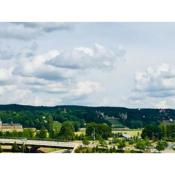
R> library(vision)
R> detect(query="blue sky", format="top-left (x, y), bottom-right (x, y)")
top-left (0, 22), bottom-right (175, 108)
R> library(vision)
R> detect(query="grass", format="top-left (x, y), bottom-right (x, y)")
top-left (107, 118), bottom-right (125, 128)
top-left (38, 147), bottom-right (65, 153)
top-left (75, 128), bottom-right (86, 136)
top-left (112, 128), bottom-right (142, 137)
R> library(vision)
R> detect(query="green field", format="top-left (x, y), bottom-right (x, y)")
top-left (107, 118), bottom-right (125, 128)
top-left (112, 128), bottom-right (142, 137)
top-left (75, 128), bottom-right (86, 136)
top-left (38, 147), bottom-right (65, 153)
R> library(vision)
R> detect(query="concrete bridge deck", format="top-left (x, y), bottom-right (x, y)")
top-left (0, 138), bottom-right (76, 149)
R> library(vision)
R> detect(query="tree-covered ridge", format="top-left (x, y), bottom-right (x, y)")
top-left (0, 104), bottom-right (174, 129)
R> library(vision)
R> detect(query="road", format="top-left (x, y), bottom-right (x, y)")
top-left (162, 143), bottom-right (175, 153)
top-left (0, 138), bottom-right (77, 149)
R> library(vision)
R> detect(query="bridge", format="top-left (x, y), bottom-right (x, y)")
top-left (0, 138), bottom-right (77, 149)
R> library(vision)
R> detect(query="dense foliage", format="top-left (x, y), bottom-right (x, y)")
top-left (141, 123), bottom-right (175, 140)
top-left (0, 104), bottom-right (175, 129)
top-left (86, 122), bottom-right (112, 139)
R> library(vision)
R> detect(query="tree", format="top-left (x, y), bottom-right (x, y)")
top-left (36, 129), bottom-right (48, 139)
top-left (112, 137), bottom-right (121, 144)
top-left (49, 121), bottom-right (62, 139)
top-left (10, 131), bottom-right (18, 138)
top-left (0, 145), bottom-right (2, 153)
top-left (165, 124), bottom-right (175, 140)
top-left (23, 129), bottom-right (35, 138)
top-left (117, 139), bottom-right (126, 150)
top-left (82, 137), bottom-right (90, 145)
top-left (142, 123), bottom-right (175, 141)
top-left (73, 121), bottom-right (81, 132)
top-left (20, 143), bottom-right (27, 153)
top-left (58, 121), bottom-right (75, 141)
top-left (52, 121), bottom-right (62, 133)
top-left (46, 115), bottom-right (54, 132)
top-left (135, 139), bottom-right (150, 150)
top-left (12, 142), bottom-right (19, 152)
top-left (156, 140), bottom-right (168, 151)
top-left (141, 125), bottom-right (163, 140)
top-left (86, 123), bottom-right (111, 140)
top-left (99, 137), bottom-right (107, 147)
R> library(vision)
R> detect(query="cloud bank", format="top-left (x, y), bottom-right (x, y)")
top-left (0, 22), bottom-right (71, 40)
top-left (129, 64), bottom-right (175, 108)
top-left (0, 42), bottom-right (124, 106)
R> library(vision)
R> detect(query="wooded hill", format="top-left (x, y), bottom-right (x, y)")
top-left (0, 104), bottom-right (174, 129)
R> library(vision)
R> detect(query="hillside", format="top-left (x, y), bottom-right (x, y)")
top-left (0, 104), bottom-right (174, 129)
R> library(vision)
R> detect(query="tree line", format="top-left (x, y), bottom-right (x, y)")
top-left (0, 122), bottom-right (112, 141)
top-left (141, 122), bottom-right (175, 141)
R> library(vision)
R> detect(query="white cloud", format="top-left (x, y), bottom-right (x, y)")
top-left (13, 50), bottom-right (77, 81)
top-left (0, 68), bottom-right (14, 85)
top-left (0, 24), bottom-right (125, 106)
top-left (0, 42), bottom-right (38, 60)
top-left (16, 22), bottom-right (71, 32)
top-left (13, 43), bottom-right (125, 83)
top-left (127, 63), bottom-right (175, 108)
top-left (0, 23), bottom-right (71, 40)
top-left (48, 43), bottom-right (125, 70)
top-left (134, 63), bottom-right (175, 97)
top-left (0, 47), bottom-right (108, 105)
top-left (70, 81), bottom-right (101, 96)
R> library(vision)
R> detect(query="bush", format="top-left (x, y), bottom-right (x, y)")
top-left (156, 140), bottom-right (168, 151)
top-left (82, 137), bottom-right (90, 145)
top-left (12, 142), bottom-right (20, 152)
top-left (135, 139), bottom-right (150, 150)
top-left (117, 139), bottom-right (126, 150)
top-left (0, 145), bottom-right (2, 153)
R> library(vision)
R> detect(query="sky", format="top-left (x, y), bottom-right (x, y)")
top-left (0, 22), bottom-right (175, 108)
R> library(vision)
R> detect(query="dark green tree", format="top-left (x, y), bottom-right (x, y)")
top-left (135, 140), bottom-right (148, 150)
top-left (141, 125), bottom-right (163, 140)
top-left (36, 129), bottom-right (48, 139)
top-left (0, 145), bottom-right (2, 153)
top-left (82, 137), bottom-right (90, 145)
top-left (20, 143), bottom-right (27, 153)
top-left (86, 123), bottom-right (111, 140)
top-left (46, 115), bottom-right (54, 132)
top-left (117, 139), bottom-right (126, 150)
top-left (156, 140), bottom-right (168, 151)
top-left (58, 121), bottom-right (75, 141)
top-left (12, 142), bottom-right (19, 152)
top-left (98, 137), bottom-right (107, 147)
top-left (23, 129), bottom-right (35, 139)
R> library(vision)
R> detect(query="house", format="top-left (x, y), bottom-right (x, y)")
top-left (0, 119), bottom-right (23, 132)
top-left (122, 133), bottom-right (131, 139)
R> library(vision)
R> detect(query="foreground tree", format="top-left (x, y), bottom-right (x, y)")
top-left (36, 129), bottom-right (48, 139)
top-left (12, 142), bottom-right (19, 152)
top-left (82, 137), bottom-right (90, 145)
top-left (0, 145), bottom-right (2, 153)
top-left (98, 137), bottom-right (107, 147)
top-left (117, 139), bottom-right (126, 150)
top-left (20, 143), bottom-right (27, 153)
top-left (58, 121), bottom-right (75, 141)
top-left (23, 129), bottom-right (35, 139)
top-left (135, 139), bottom-right (149, 151)
top-left (86, 123), bottom-right (111, 140)
top-left (141, 125), bottom-right (163, 140)
top-left (156, 140), bottom-right (168, 151)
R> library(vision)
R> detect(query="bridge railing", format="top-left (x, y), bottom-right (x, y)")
top-left (0, 138), bottom-right (77, 148)
top-left (0, 136), bottom-right (74, 142)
